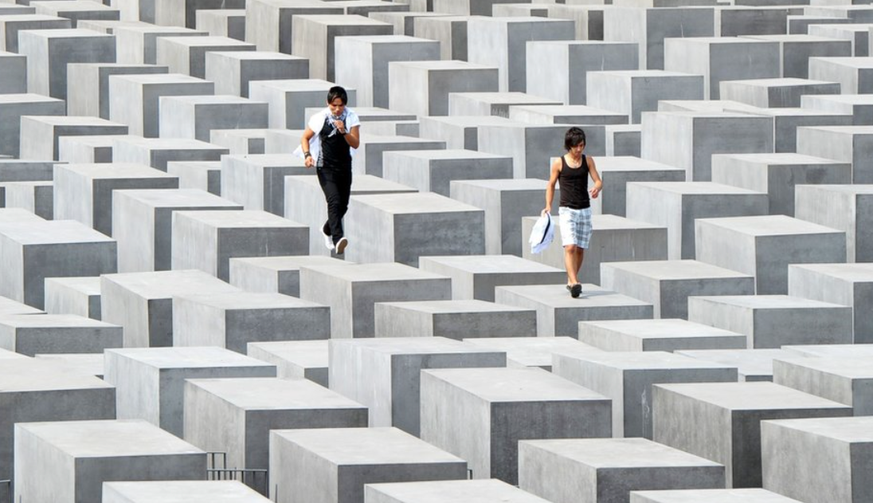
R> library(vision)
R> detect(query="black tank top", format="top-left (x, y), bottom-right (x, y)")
top-left (319, 116), bottom-right (352, 169)
top-left (558, 154), bottom-right (590, 210)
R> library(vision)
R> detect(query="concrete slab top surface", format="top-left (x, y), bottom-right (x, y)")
top-left (629, 181), bottom-right (765, 195)
top-left (379, 299), bottom-right (532, 314)
top-left (596, 156), bottom-right (686, 172)
top-left (37, 1), bottom-right (116, 12)
top-left (294, 14), bottom-right (389, 26)
top-left (800, 125), bottom-right (873, 135)
top-left (670, 37), bottom-right (774, 45)
top-left (351, 192), bottom-right (480, 213)
top-left (630, 488), bottom-right (803, 502)
top-left (591, 214), bottom-right (665, 230)
top-left (0, 209), bottom-right (45, 223)
top-left (464, 337), bottom-right (602, 367)
top-left (18, 419), bottom-right (204, 457)
top-left (0, 220), bottom-right (115, 244)
top-left (498, 283), bottom-right (653, 308)
top-left (247, 340), bottom-right (327, 365)
top-left (655, 382), bottom-right (852, 411)
top-left (811, 56), bottom-right (873, 68)
top-left (175, 291), bottom-right (322, 310)
top-left (62, 162), bottom-right (174, 178)
top-left (114, 137), bottom-right (227, 150)
top-left (602, 260), bottom-right (754, 280)
top-left (451, 179), bottom-right (547, 191)
top-left (512, 104), bottom-right (629, 118)
top-left (727, 77), bottom-right (838, 87)
top-left (0, 313), bottom-right (115, 328)
top-left (0, 296), bottom-right (42, 315)
top-left (340, 34), bottom-right (436, 44)
top-left (776, 356), bottom-right (873, 378)
top-left (272, 427), bottom-right (465, 464)
top-left (747, 34), bottom-right (846, 43)
top-left (226, 153), bottom-right (305, 166)
top-left (34, 353), bottom-right (104, 377)
top-left (798, 184), bottom-right (873, 195)
top-left (763, 416), bottom-right (873, 442)
top-left (350, 107), bottom-right (417, 121)
top-left (0, 359), bottom-right (111, 392)
top-left (384, 149), bottom-right (509, 161)
top-left (161, 95), bottom-right (263, 105)
top-left (103, 481), bottom-right (268, 502)
top-left (422, 115), bottom-right (517, 127)
top-left (362, 134), bottom-right (445, 145)
top-left (391, 59), bottom-right (496, 71)
top-left (0, 348), bottom-right (28, 360)
top-left (746, 108), bottom-right (852, 118)
top-left (62, 135), bottom-right (131, 147)
top-left (103, 270), bottom-right (239, 298)
top-left (783, 343), bottom-right (873, 358)
top-left (521, 438), bottom-right (723, 468)
top-left (581, 319), bottom-right (742, 338)
top-left (23, 115), bottom-right (121, 127)
top-left (451, 92), bottom-right (560, 104)
top-left (303, 262), bottom-right (446, 282)
top-left (174, 209), bottom-right (304, 228)
top-left (716, 153), bottom-right (848, 165)
top-left (696, 215), bottom-right (845, 236)
top-left (249, 79), bottom-right (338, 91)
top-left (115, 188), bottom-right (239, 207)
top-left (115, 24), bottom-right (202, 34)
top-left (22, 28), bottom-right (113, 39)
top-left (212, 128), bottom-right (270, 138)
top-left (160, 35), bottom-right (253, 47)
top-left (693, 295), bottom-right (849, 310)
top-left (0, 93), bottom-right (64, 104)
top-left (0, 14), bottom-right (65, 22)
top-left (677, 349), bottom-right (794, 378)
top-left (423, 367), bottom-right (610, 402)
top-left (789, 263), bottom-right (873, 281)
top-left (186, 377), bottom-right (362, 410)
top-left (804, 94), bottom-right (873, 104)
top-left (330, 336), bottom-right (504, 355)
top-left (559, 350), bottom-right (738, 371)
top-left (366, 479), bottom-right (552, 503)
top-left (106, 346), bottom-right (275, 369)
top-left (231, 255), bottom-right (350, 272)
top-left (421, 255), bottom-right (563, 274)
top-left (209, 50), bottom-right (304, 61)
top-left (594, 70), bottom-right (702, 78)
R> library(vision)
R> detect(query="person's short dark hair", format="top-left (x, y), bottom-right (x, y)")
top-left (327, 86), bottom-right (348, 105)
top-left (564, 127), bottom-right (586, 151)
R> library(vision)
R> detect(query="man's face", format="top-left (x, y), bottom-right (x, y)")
top-left (328, 97), bottom-right (345, 117)
top-left (570, 142), bottom-right (585, 156)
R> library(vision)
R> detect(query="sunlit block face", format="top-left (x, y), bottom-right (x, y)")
top-left (328, 97), bottom-right (345, 117)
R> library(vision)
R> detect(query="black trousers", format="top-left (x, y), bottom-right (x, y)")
top-left (317, 164), bottom-right (352, 244)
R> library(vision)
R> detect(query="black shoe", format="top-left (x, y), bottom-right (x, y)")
top-left (570, 283), bottom-right (582, 298)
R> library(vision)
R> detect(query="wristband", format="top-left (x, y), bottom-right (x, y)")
top-left (304, 152), bottom-right (311, 158)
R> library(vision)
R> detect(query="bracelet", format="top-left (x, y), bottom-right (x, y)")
top-left (304, 152), bottom-right (311, 158)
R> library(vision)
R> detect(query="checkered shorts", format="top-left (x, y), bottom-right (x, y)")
top-left (558, 206), bottom-right (593, 248)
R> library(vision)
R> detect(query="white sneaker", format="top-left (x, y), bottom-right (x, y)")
top-left (335, 237), bottom-right (348, 254)
top-left (322, 229), bottom-right (334, 251)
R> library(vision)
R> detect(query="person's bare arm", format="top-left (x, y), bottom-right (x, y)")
top-left (301, 127), bottom-right (315, 168)
top-left (587, 156), bottom-right (602, 198)
top-left (337, 123), bottom-right (360, 149)
top-left (544, 157), bottom-right (561, 214)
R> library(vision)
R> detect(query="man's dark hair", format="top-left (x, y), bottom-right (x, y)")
top-left (564, 127), bottom-right (586, 151)
top-left (327, 86), bottom-right (348, 105)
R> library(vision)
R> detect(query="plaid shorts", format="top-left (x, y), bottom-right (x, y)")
top-left (558, 206), bottom-right (593, 248)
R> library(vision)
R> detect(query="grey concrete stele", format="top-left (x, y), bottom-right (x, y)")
top-left (103, 481), bottom-right (271, 503)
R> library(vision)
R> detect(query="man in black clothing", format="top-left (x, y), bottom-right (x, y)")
top-left (298, 86), bottom-right (361, 255)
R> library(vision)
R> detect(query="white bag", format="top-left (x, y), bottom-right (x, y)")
top-left (529, 212), bottom-right (555, 254)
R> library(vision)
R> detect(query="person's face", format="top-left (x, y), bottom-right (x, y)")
top-left (570, 142), bottom-right (585, 156)
top-left (328, 97), bottom-right (345, 117)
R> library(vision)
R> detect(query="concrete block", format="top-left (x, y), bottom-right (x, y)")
top-left (229, 255), bottom-right (351, 297)
top-left (0, 93), bottom-right (65, 157)
top-left (600, 260), bottom-right (756, 319)
top-left (371, 11), bottom-right (451, 36)
top-left (209, 128), bottom-right (267, 155)
top-left (19, 115), bottom-right (128, 161)
top-left (373, 299), bottom-right (537, 339)
top-left (712, 153), bottom-right (852, 216)
top-left (158, 94), bottom-right (269, 141)
top-left (652, 381), bottom-right (852, 487)
top-left (808, 23), bottom-right (870, 56)
top-left (248, 79), bottom-right (357, 129)
top-left (495, 283), bottom-right (654, 337)
top-left (788, 263), bottom-right (873, 343)
top-left (153, 0), bottom-right (244, 29)
top-left (0, 220), bottom-right (116, 308)
top-left (630, 489), bottom-right (803, 502)
top-left (388, 60), bottom-right (499, 117)
top-left (795, 185), bottom-right (873, 263)
top-left (345, 192), bottom-right (484, 266)
top-left (587, 71), bottom-right (704, 124)
top-left (204, 51), bottom-right (307, 98)
top-left (112, 137), bottom-right (229, 171)
top-left (719, 78), bottom-right (840, 108)
top-left (0, 359), bottom-right (114, 483)
top-left (0, 159), bottom-right (57, 183)
top-left (112, 188), bottom-right (242, 273)
top-left (463, 336), bottom-right (602, 370)
top-left (53, 162), bottom-right (179, 236)
top-left (155, 35), bottom-right (255, 79)
top-left (519, 438), bottom-right (725, 503)
top-left (335, 35), bottom-right (438, 108)
top-left (716, 6), bottom-right (793, 37)
top-left (761, 416), bottom-right (873, 503)
top-left (448, 92), bottom-right (562, 118)
top-left (173, 291), bottom-right (329, 352)
top-left (590, 157), bottom-right (686, 217)
top-left (626, 182), bottom-right (769, 259)
top-left (477, 121), bottom-right (568, 179)
top-left (809, 56), bottom-right (873, 94)
top-left (14, 419), bottom-right (206, 503)
top-left (0, 14), bottom-right (70, 53)
top-left (640, 112), bottom-right (775, 181)
top-left (247, 340), bottom-right (329, 386)
top-left (0, 313), bottom-right (121, 356)
top-left (195, 8), bottom-right (244, 40)
top-left (743, 34), bottom-right (852, 78)
top-left (104, 346), bottom-right (275, 435)
top-left (421, 367), bottom-right (611, 484)
top-left (413, 15), bottom-right (469, 61)
top-left (299, 262), bottom-right (451, 339)
top-left (114, 25), bottom-right (206, 65)
top-left (365, 479), bottom-right (554, 503)
top-left (166, 160), bottom-right (220, 194)
top-left (606, 125), bottom-right (642, 157)
top-left (727, 106), bottom-right (853, 154)
top-left (381, 149), bottom-right (512, 197)
top-left (773, 357), bottom-right (873, 415)
top-left (219, 154), bottom-right (307, 215)
top-left (329, 337), bottom-right (504, 435)
top-left (109, 73), bottom-right (214, 138)
top-left (103, 481), bottom-right (271, 502)
top-left (58, 135), bottom-right (127, 164)
top-left (801, 93), bottom-right (873, 125)
top-left (32, 1), bottom-right (119, 28)
top-left (3, 180), bottom-right (52, 219)
top-left (419, 255), bottom-right (565, 302)
top-left (18, 28), bottom-right (115, 101)
top-left (417, 115), bottom-right (513, 151)
top-left (270, 427), bottom-right (466, 503)
top-left (33, 353), bottom-right (104, 378)
top-left (0, 51), bottom-right (26, 94)
top-left (549, 4), bottom-right (607, 41)
top-left (694, 215), bottom-right (847, 293)
top-left (783, 344), bottom-right (873, 358)
top-left (184, 377), bottom-right (366, 472)
top-left (664, 37), bottom-right (780, 99)
top-left (680, 348), bottom-right (798, 381)
top-left (578, 318), bottom-right (747, 353)
top-left (44, 276), bottom-right (101, 320)
top-left (0, 291), bottom-right (43, 315)
top-left (244, 0), bottom-right (342, 54)
top-left (554, 351), bottom-right (737, 438)
top-left (291, 14), bottom-right (391, 81)
top-left (797, 126), bottom-right (873, 183)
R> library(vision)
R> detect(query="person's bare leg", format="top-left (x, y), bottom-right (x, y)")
top-left (575, 248), bottom-right (585, 282)
top-left (563, 245), bottom-right (578, 285)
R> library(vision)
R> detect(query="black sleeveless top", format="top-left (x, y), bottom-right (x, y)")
top-left (558, 154), bottom-right (590, 210)
top-left (319, 116), bottom-right (352, 169)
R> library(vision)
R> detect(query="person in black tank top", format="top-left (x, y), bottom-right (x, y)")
top-left (544, 127), bottom-right (603, 298)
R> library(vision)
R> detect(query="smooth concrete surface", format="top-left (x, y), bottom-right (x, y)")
top-left (677, 348), bottom-right (798, 382)
top-left (772, 357), bottom-right (873, 415)
top-left (578, 319), bottom-right (747, 353)
top-left (463, 337), bottom-right (603, 371)
top-left (365, 479), bottom-right (554, 503)
top-left (103, 481), bottom-right (271, 502)
top-left (788, 263), bottom-right (873, 343)
top-left (0, 313), bottom-right (121, 356)
top-left (419, 255), bottom-right (566, 302)
top-left (247, 340), bottom-right (329, 386)
top-left (374, 299), bottom-right (537, 339)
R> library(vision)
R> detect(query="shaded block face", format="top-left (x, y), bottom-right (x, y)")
top-left (291, 15), bottom-right (393, 81)
top-left (247, 340), bottom-right (329, 386)
top-left (18, 28), bottom-right (116, 101)
top-left (413, 16), bottom-right (469, 61)
top-left (248, 79), bottom-right (357, 130)
top-left (600, 260), bottom-right (756, 320)
top-left (553, 351), bottom-right (738, 439)
top-left (0, 359), bottom-right (115, 483)
top-left (158, 95), bottom-right (269, 142)
top-left (773, 358), bottom-right (873, 415)
top-left (269, 427), bottom-right (467, 503)
top-left (220, 154), bottom-right (308, 216)
top-left (103, 480), bottom-right (271, 503)
top-left (519, 438), bottom-right (725, 503)
top-left (183, 378), bottom-right (367, 472)
top-left (0, 15), bottom-right (72, 53)
top-left (577, 319), bottom-right (747, 353)
top-left (794, 185), bottom-right (873, 263)
top-left (801, 93), bottom-right (873, 126)
top-left (587, 71), bottom-right (705, 124)
top-left (354, 134), bottom-right (446, 178)
top-left (788, 263), bottom-right (873, 344)
top-left (300, 263), bottom-right (452, 339)
top-left (244, 1), bottom-right (343, 54)
top-left (389, 60), bottom-right (499, 117)
top-left (112, 137), bottom-right (229, 172)
top-left (495, 283), bottom-right (654, 337)
top-left (374, 300), bottom-right (537, 340)
top-left (204, 51), bottom-right (309, 98)
top-left (14, 420), bottom-right (207, 503)
top-left (477, 122), bottom-right (567, 180)
top-left (229, 256), bottom-right (351, 298)
top-left (329, 338), bottom-right (506, 435)
top-left (0, 94), bottom-right (66, 157)
top-left (103, 347), bottom-right (277, 436)
top-left (167, 161), bottom-right (221, 195)
top-left (420, 367), bottom-right (612, 485)
top-left (652, 382), bottom-right (853, 488)
top-left (382, 149), bottom-right (512, 197)
top-left (0, 52), bottom-right (26, 93)
top-left (113, 25), bottom-right (207, 65)
top-left (419, 255), bottom-right (566, 302)
top-left (0, 314), bottom-right (122, 356)
top-left (796, 126), bottom-right (873, 184)
top-left (172, 292), bottom-right (330, 353)
top-left (694, 215), bottom-right (847, 294)
top-left (109, 73), bottom-right (215, 138)
top-left (761, 416), bottom-right (873, 503)
top-left (345, 193), bottom-right (485, 266)
top-left (590, 157), bottom-right (686, 217)
top-left (809, 57), bottom-right (873, 95)
top-left (719, 78), bottom-right (841, 109)
top-left (155, 35), bottom-right (255, 79)
top-left (19, 115), bottom-right (128, 162)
